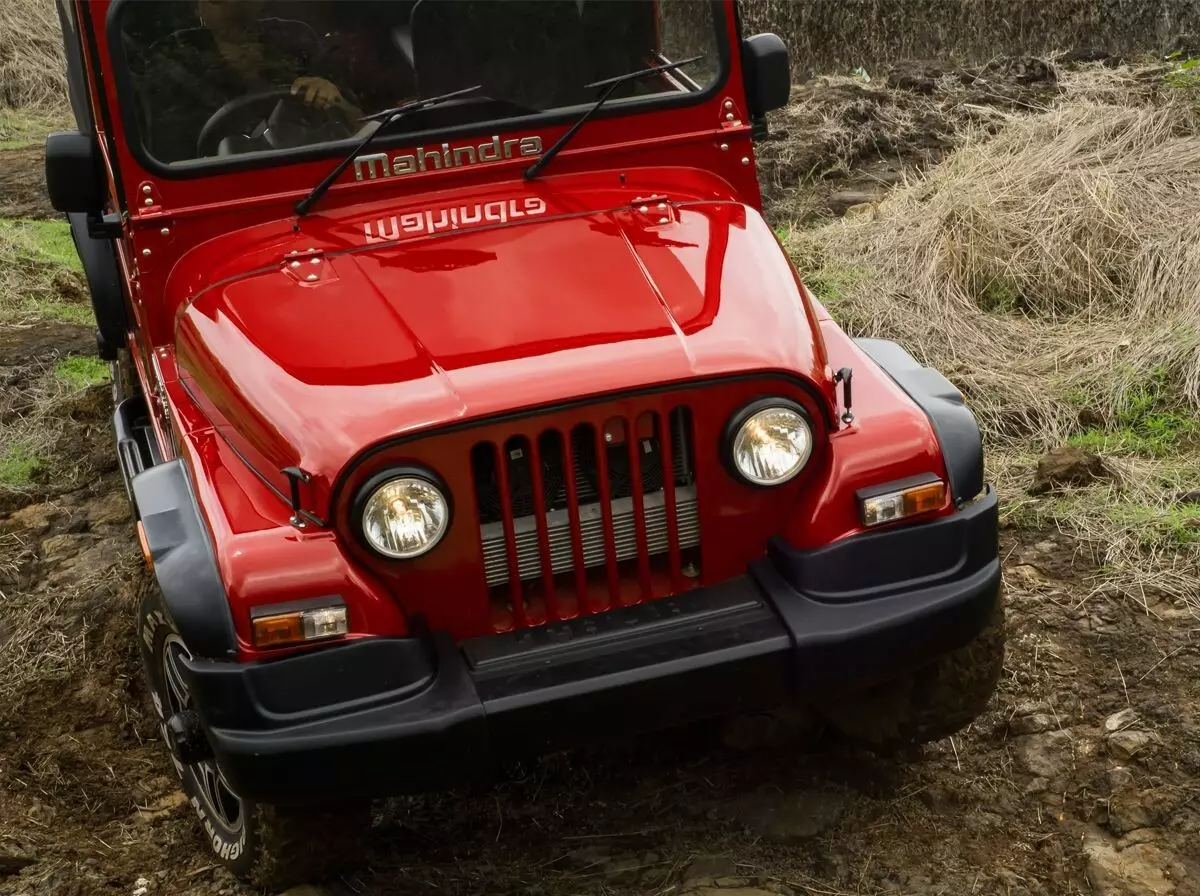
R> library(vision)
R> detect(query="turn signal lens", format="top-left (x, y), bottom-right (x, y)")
top-left (861, 480), bottom-right (947, 527)
top-left (252, 605), bottom-right (348, 648)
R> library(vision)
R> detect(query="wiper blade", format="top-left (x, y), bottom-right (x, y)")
top-left (294, 84), bottom-right (482, 218)
top-left (523, 54), bottom-right (704, 181)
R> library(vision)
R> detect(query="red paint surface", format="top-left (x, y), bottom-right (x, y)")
top-left (74, 0), bottom-right (959, 658)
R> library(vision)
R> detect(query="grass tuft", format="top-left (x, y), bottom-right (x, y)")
top-left (53, 356), bottom-right (109, 391)
top-left (0, 439), bottom-right (41, 488)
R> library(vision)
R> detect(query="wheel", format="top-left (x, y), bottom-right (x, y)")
top-left (137, 583), bottom-right (371, 890)
top-left (814, 589), bottom-right (1006, 752)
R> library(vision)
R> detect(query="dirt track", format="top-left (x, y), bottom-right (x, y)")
top-left (1, 59), bottom-right (1198, 896)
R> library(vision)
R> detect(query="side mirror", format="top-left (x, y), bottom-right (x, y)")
top-left (741, 33), bottom-right (791, 138)
top-left (45, 130), bottom-right (105, 214)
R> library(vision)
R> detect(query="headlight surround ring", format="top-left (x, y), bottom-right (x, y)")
top-left (352, 466), bottom-right (453, 560)
top-left (724, 397), bottom-right (815, 487)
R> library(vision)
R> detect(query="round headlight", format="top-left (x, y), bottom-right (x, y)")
top-left (731, 404), bottom-right (813, 486)
top-left (360, 475), bottom-right (449, 559)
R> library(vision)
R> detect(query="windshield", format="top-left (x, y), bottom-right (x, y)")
top-left (115, 0), bottom-right (726, 168)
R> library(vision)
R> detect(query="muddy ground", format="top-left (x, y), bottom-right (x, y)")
top-left (1, 58), bottom-right (1198, 896)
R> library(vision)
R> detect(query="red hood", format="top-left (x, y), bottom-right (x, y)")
top-left (174, 175), bottom-right (834, 512)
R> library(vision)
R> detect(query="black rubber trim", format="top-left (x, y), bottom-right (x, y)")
top-left (854, 338), bottom-right (984, 503)
top-left (177, 511), bottom-right (1001, 805)
top-left (190, 634), bottom-right (489, 806)
top-left (754, 552), bottom-right (1001, 697)
top-left (184, 636), bottom-right (438, 729)
top-left (767, 486), bottom-right (997, 604)
top-left (68, 211), bottom-right (128, 356)
top-left (130, 459), bottom-right (238, 659)
top-left (475, 578), bottom-right (793, 760)
top-left (103, 0), bottom-right (732, 181)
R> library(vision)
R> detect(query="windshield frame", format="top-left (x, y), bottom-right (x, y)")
top-left (104, 0), bottom-right (733, 181)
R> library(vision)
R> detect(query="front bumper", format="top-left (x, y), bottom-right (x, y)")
top-left (182, 488), bottom-right (1001, 806)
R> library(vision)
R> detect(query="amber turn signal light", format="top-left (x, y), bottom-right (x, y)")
top-left (251, 605), bottom-right (349, 649)
top-left (860, 480), bottom-right (947, 527)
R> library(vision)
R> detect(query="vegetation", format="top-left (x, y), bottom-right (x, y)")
top-left (781, 61), bottom-right (1200, 602)
top-left (53, 355), bottom-right (109, 390)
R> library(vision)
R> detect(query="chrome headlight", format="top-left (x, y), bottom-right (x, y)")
top-left (729, 401), bottom-right (814, 486)
top-left (359, 472), bottom-right (450, 559)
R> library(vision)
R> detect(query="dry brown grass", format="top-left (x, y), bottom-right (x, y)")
top-left (0, 0), bottom-right (67, 112)
top-left (786, 67), bottom-right (1200, 446)
top-left (784, 62), bottom-right (1200, 606)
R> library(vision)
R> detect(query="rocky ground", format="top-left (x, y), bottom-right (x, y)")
top-left (1, 57), bottom-right (1198, 896)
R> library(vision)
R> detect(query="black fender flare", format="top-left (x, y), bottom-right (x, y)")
top-left (854, 338), bottom-right (985, 505)
top-left (67, 211), bottom-right (128, 360)
top-left (131, 459), bottom-right (238, 659)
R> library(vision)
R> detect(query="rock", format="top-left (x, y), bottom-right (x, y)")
top-left (39, 533), bottom-right (90, 561)
top-left (134, 791), bottom-right (188, 824)
top-left (732, 790), bottom-right (846, 843)
top-left (1014, 730), bottom-right (1074, 779)
top-left (683, 856), bottom-right (740, 885)
top-left (0, 842), bottom-right (37, 876)
top-left (1010, 713), bottom-right (1057, 735)
top-left (1108, 788), bottom-right (1180, 837)
top-left (843, 201), bottom-right (877, 219)
top-left (1106, 709), bottom-right (1140, 733)
top-left (1023, 777), bottom-right (1050, 795)
top-left (1083, 835), bottom-right (1177, 896)
top-left (1175, 490), bottom-right (1200, 505)
top-left (1108, 766), bottom-right (1136, 792)
top-left (2, 502), bottom-right (56, 534)
top-left (89, 491), bottom-right (131, 526)
top-left (1108, 730), bottom-right (1154, 761)
top-left (1028, 446), bottom-right (1113, 495)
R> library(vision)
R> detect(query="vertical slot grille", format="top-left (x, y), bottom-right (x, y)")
top-left (472, 406), bottom-right (700, 632)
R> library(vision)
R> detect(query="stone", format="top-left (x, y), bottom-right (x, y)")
top-left (134, 791), bottom-right (188, 824)
top-left (1105, 708), bottom-right (1140, 733)
top-left (1028, 446), bottom-right (1113, 495)
top-left (1010, 713), bottom-right (1057, 735)
top-left (1083, 835), bottom-right (1176, 896)
top-left (1014, 730), bottom-right (1074, 779)
top-left (3, 502), bottom-right (55, 534)
top-left (732, 790), bottom-right (846, 843)
top-left (1108, 766), bottom-right (1136, 792)
top-left (89, 490), bottom-right (131, 526)
top-left (0, 842), bottom-right (36, 876)
top-left (1108, 730), bottom-right (1154, 761)
top-left (683, 856), bottom-right (739, 884)
top-left (1108, 788), bottom-right (1180, 837)
top-left (39, 533), bottom-right (88, 561)
top-left (1023, 777), bottom-right (1050, 795)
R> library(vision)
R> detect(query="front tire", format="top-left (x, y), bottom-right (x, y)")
top-left (815, 589), bottom-right (1006, 752)
top-left (137, 584), bottom-right (370, 889)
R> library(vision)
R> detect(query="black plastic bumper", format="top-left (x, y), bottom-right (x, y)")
top-left (181, 488), bottom-right (1001, 806)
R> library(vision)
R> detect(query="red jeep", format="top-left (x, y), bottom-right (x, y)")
top-left (45, 0), bottom-right (1005, 887)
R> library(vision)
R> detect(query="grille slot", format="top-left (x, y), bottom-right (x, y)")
top-left (480, 485), bottom-right (699, 586)
top-left (471, 406), bottom-right (700, 631)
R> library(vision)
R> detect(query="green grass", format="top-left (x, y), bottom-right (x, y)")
top-left (0, 108), bottom-right (70, 150)
top-left (54, 356), bottom-right (109, 390)
top-left (0, 218), bottom-right (80, 271)
top-left (0, 441), bottom-right (41, 489)
top-left (1067, 366), bottom-right (1197, 457)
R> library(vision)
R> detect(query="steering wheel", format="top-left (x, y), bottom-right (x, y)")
top-left (196, 85), bottom-right (356, 158)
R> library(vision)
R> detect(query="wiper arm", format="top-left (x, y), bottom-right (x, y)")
top-left (294, 84), bottom-right (482, 218)
top-left (523, 54), bottom-right (704, 181)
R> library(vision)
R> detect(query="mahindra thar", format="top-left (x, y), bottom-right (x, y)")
top-left (45, 0), bottom-right (1005, 887)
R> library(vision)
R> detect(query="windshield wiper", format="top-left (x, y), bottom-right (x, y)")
top-left (523, 54), bottom-right (704, 181)
top-left (294, 84), bottom-right (482, 218)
